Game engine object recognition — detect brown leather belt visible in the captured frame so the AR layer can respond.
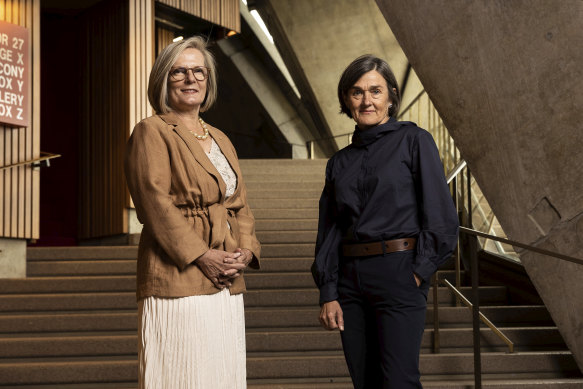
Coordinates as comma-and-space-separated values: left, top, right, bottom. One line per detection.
341, 238, 417, 257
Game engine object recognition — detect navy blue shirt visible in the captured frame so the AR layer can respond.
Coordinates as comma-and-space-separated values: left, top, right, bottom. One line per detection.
312, 118, 459, 304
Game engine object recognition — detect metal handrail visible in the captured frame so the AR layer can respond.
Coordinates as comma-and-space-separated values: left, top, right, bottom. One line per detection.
441, 167, 583, 389
447, 160, 508, 256
0, 152, 61, 171
441, 278, 514, 353
307, 133, 353, 159
446, 159, 467, 184
307, 131, 353, 144
460, 226, 583, 266
403, 92, 581, 386
397, 89, 426, 118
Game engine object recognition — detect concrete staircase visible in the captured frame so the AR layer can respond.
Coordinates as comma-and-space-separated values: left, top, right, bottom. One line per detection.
0, 159, 581, 388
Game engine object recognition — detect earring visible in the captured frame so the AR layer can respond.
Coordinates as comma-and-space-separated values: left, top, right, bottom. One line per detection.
389, 103, 393, 108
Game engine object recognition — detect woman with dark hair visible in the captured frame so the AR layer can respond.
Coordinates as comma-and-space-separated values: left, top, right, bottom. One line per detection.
125, 36, 260, 388
312, 54, 459, 388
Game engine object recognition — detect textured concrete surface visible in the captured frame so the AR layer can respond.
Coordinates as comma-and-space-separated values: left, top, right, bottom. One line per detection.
217, 36, 313, 158
0, 238, 26, 278
375, 0, 583, 371
255, 0, 420, 148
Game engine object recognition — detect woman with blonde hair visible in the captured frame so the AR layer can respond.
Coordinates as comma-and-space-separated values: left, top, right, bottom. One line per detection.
125, 36, 260, 388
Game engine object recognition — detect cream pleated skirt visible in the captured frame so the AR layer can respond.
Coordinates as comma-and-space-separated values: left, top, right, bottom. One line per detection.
138, 289, 246, 389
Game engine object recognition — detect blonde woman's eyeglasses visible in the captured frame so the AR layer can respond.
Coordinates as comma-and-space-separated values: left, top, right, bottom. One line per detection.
169, 66, 209, 81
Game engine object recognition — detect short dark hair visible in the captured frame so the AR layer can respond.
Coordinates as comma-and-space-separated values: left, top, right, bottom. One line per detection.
337, 54, 400, 118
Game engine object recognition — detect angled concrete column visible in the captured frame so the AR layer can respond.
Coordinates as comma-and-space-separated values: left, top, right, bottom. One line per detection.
376, 0, 583, 370
255, 0, 410, 148
217, 37, 314, 158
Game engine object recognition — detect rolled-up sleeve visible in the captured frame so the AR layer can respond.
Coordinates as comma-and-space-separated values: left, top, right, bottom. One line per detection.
411, 131, 460, 282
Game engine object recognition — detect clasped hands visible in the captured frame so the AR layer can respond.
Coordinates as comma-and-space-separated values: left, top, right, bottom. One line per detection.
195, 248, 253, 289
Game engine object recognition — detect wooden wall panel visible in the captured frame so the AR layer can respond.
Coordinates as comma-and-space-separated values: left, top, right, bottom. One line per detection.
129, 0, 154, 129
0, 0, 40, 239
157, 0, 240, 32
128, 0, 154, 210
78, 0, 130, 239
156, 25, 175, 55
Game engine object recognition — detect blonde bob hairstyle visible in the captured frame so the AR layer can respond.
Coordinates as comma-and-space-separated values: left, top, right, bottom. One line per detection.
148, 36, 218, 114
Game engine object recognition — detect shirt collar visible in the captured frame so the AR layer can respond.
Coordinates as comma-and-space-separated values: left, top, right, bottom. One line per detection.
351, 117, 410, 147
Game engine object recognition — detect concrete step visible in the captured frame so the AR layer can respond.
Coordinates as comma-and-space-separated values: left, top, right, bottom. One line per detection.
246, 181, 324, 191
0, 305, 553, 334
2, 271, 528, 295
0, 272, 317, 293
426, 305, 554, 327
255, 218, 318, 230
256, 230, 317, 243
437, 269, 469, 283
4, 378, 583, 388
0, 286, 508, 312
0, 311, 138, 333
27, 244, 318, 263
248, 378, 583, 389
248, 198, 319, 209
0, 327, 564, 358
247, 189, 323, 199
244, 286, 508, 308
0, 333, 137, 358
0, 352, 579, 385
0, 358, 137, 386
242, 173, 324, 183
26, 257, 312, 277
0, 276, 136, 294
26, 244, 317, 273
246, 351, 582, 380
2, 378, 582, 388
0, 308, 316, 334
252, 208, 318, 219
261, 243, 315, 258
0, 292, 137, 312
248, 305, 555, 330
250, 258, 313, 272
27, 247, 137, 261
240, 159, 327, 170
31, 242, 313, 260
245, 326, 566, 354
422, 327, 567, 352
27, 260, 136, 277
239, 158, 328, 170
246, 273, 314, 289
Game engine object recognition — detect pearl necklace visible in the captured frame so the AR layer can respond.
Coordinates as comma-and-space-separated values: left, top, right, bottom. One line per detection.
190, 117, 209, 140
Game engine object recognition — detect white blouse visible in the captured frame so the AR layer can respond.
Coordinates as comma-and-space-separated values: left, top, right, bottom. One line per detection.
206, 138, 237, 197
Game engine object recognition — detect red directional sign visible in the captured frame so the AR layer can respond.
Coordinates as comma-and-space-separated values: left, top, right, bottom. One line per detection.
0, 20, 29, 127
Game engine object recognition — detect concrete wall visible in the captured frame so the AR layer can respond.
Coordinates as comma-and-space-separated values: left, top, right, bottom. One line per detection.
255, 0, 414, 148
0, 238, 26, 278
216, 36, 313, 159
375, 0, 583, 370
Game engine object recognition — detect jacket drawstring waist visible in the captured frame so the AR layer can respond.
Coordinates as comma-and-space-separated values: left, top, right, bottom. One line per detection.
178, 204, 240, 250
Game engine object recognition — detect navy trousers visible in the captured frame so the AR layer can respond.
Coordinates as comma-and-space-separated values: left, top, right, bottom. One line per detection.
338, 250, 429, 389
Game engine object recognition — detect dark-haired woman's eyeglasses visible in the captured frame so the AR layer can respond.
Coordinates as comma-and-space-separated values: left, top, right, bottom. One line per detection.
349, 87, 384, 101
169, 66, 209, 81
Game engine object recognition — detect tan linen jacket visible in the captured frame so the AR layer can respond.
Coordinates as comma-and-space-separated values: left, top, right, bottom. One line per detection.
124, 112, 261, 300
